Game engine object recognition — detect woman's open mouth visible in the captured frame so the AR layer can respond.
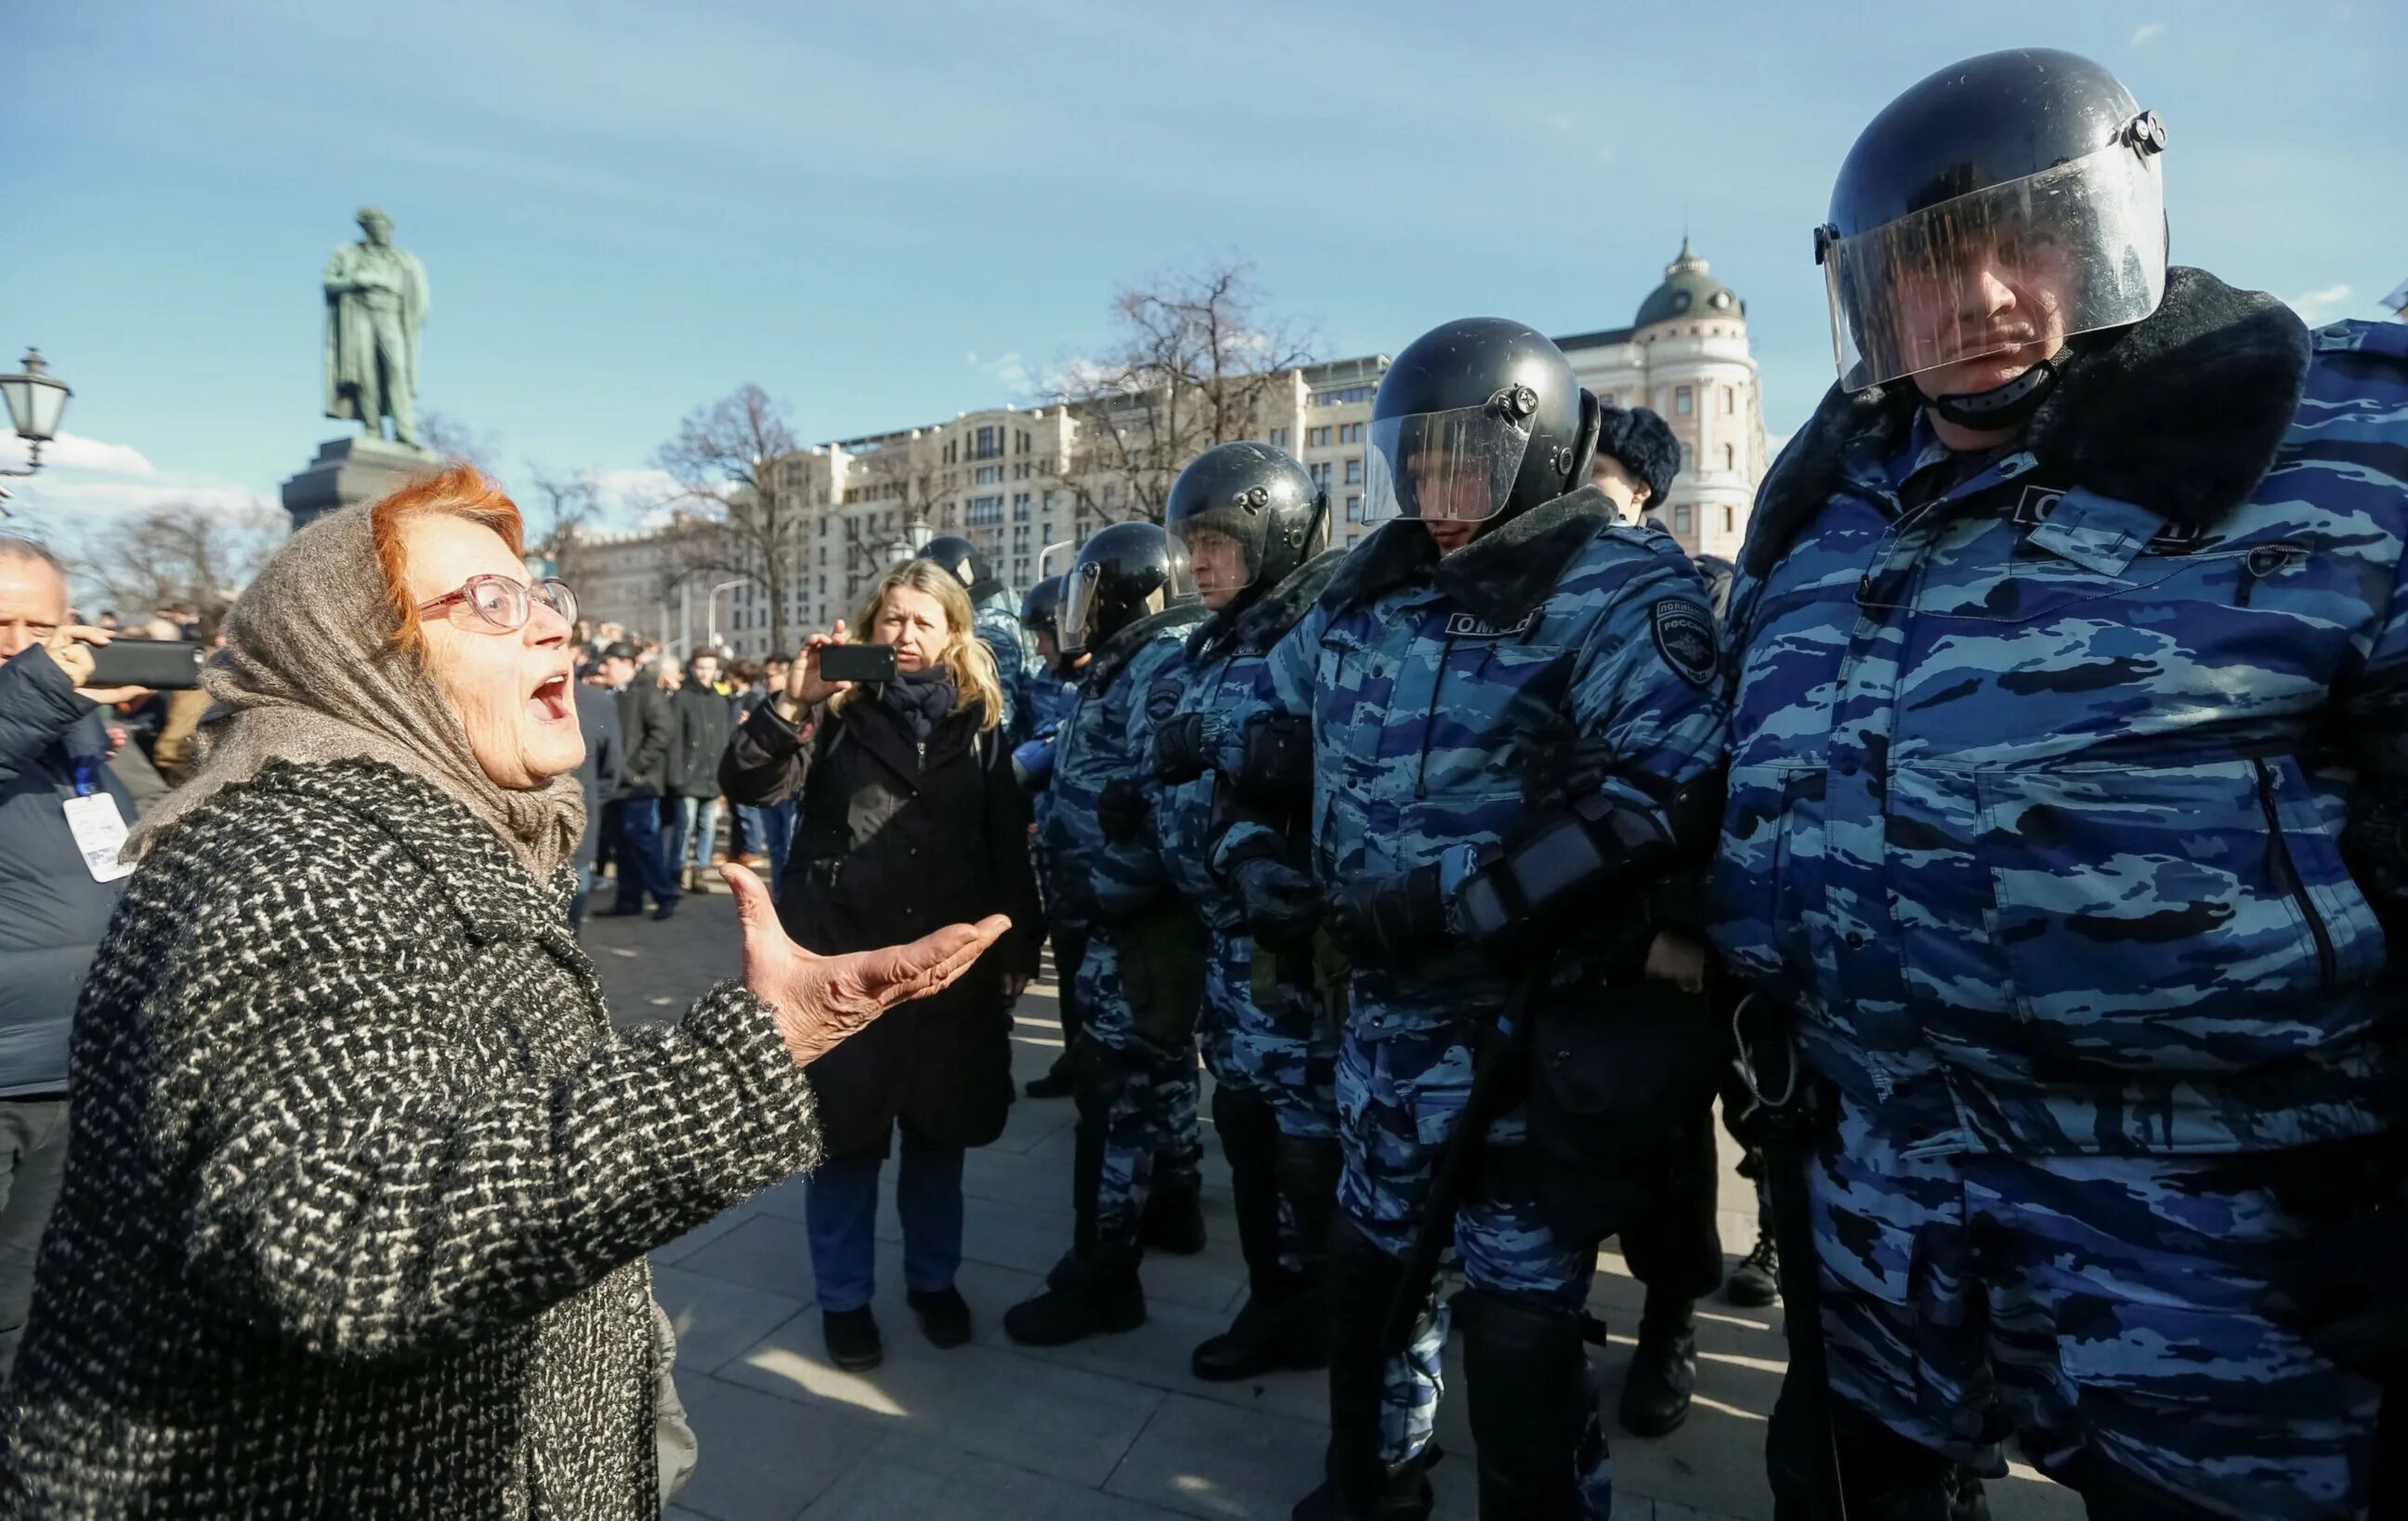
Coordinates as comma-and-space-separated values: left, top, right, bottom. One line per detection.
528, 673, 573, 725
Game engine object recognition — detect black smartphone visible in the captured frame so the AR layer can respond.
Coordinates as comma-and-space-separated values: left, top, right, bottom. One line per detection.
84, 637, 206, 690
818, 643, 897, 684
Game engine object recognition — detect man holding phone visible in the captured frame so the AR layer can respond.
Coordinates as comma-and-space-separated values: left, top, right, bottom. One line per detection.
0, 537, 147, 1383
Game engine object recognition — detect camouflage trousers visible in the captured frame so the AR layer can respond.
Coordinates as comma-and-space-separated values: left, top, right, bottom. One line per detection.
1075, 937, 1202, 1248
1197, 930, 1339, 1140
1335, 1022, 1607, 1514
1811, 1089, 2379, 1520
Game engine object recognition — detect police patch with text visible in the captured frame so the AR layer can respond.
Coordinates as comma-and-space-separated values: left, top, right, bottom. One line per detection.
1649, 599, 1718, 688
1443, 610, 1538, 639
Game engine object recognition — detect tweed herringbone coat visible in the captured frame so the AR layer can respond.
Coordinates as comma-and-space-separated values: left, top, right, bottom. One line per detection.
0, 759, 822, 1518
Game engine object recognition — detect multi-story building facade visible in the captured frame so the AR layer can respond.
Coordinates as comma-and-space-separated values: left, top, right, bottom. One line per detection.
581, 243, 1769, 660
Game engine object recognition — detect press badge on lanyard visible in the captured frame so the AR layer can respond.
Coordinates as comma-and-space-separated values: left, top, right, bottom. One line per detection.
62, 758, 134, 884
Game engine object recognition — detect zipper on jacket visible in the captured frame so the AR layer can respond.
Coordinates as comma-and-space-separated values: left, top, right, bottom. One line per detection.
2254, 756, 2336, 992
915, 740, 926, 773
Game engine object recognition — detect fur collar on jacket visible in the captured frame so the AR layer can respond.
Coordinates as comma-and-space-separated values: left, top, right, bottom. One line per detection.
1189, 548, 1351, 662
1081, 604, 1207, 696
1743, 267, 2311, 577
1319, 486, 1623, 628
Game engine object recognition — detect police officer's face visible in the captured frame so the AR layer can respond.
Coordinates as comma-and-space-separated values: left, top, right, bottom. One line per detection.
1036, 629, 1062, 663
1589, 456, 1651, 518
1899, 234, 2074, 400
1184, 529, 1248, 610
870, 584, 949, 675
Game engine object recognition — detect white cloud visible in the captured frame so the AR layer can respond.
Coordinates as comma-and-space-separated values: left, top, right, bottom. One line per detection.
0, 430, 157, 476
2287, 283, 2357, 326
2128, 21, 2168, 46
7, 477, 271, 518
966, 348, 1035, 398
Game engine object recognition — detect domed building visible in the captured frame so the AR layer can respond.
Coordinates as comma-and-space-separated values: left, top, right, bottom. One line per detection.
1554, 240, 1770, 563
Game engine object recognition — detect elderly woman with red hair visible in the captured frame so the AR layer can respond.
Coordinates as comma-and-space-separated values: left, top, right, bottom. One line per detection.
0, 468, 1006, 1519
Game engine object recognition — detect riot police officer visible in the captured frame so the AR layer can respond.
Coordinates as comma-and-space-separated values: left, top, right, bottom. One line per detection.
919, 534, 1030, 739
1147, 442, 1350, 1381
1003, 523, 1210, 1345
1211, 320, 1728, 1518
1016, 574, 1085, 1100
1712, 47, 2408, 1519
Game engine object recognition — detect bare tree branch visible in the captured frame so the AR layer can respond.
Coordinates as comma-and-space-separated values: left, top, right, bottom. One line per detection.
72, 503, 281, 635
1040, 257, 1318, 525
415, 409, 503, 471
652, 384, 805, 654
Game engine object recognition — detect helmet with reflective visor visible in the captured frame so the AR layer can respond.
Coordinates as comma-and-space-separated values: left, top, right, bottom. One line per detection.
1165, 441, 1327, 605
916, 534, 1002, 603
1056, 520, 1198, 656
1019, 575, 1064, 640
1363, 318, 1599, 531
1817, 47, 2167, 394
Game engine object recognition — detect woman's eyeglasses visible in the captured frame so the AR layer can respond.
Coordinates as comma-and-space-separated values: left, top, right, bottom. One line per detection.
417, 574, 578, 634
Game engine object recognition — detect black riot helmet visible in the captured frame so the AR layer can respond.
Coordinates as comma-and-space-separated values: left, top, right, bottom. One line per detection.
1816, 48, 2168, 417
1056, 520, 1198, 656
1019, 574, 1064, 641
917, 534, 1003, 603
1164, 442, 1328, 606
1364, 318, 1600, 533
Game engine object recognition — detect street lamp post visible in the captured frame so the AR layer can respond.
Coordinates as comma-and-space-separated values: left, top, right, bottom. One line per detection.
0, 348, 73, 510
705, 578, 748, 652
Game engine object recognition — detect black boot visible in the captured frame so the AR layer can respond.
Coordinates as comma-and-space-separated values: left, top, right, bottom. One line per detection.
1289, 1216, 1438, 1521
1457, 1287, 1607, 1518
1726, 1226, 1779, 1308
1194, 1087, 1324, 1380
1002, 1245, 1146, 1346
1025, 1059, 1077, 1099
1617, 1286, 1698, 1437
1141, 1167, 1208, 1255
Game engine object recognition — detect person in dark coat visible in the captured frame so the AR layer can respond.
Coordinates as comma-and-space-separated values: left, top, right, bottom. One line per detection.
662, 650, 732, 896
569, 675, 622, 932
723, 558, 1042, 1373
0, 538, 146, 1384
0, 471, 1006, 1518
605, 642, 678, 920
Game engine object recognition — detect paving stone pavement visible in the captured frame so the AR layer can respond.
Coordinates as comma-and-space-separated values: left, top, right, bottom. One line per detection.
594, 884, 2086, 1521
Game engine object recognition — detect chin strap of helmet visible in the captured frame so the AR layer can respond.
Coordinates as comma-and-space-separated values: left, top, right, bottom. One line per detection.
1927, 346, 2070, 431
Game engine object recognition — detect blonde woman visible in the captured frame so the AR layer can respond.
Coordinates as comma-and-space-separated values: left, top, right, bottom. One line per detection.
721, 559, 1042, 1371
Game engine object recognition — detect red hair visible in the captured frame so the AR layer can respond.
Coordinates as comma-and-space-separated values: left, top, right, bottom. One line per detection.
370, 464, 528, 653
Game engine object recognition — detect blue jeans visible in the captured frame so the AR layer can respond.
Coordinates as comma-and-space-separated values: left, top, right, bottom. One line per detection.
804, 1134, 964, 1313
612, 794, 680, 911
730, 804, 767, 859
663, 795, 721, 879
764, 797, 797, 904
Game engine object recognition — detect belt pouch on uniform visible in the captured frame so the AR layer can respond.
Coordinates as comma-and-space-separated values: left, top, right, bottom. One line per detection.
1119, 902, 1207, 1045
1525, 983, 1722, 1243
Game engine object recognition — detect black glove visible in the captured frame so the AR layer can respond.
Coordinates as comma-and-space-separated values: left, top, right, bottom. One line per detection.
1325, 863, 1449, 967
1153, 714, 1211, 786
1096, 778, 1147, 846
1230, 856, 1320, 949
2251, 1134, 2408, 1382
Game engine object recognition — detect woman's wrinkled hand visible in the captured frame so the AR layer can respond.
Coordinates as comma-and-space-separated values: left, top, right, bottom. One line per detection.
725, 864, 1008, 1067
41, 625, 150, 707
780, 620, 851, 714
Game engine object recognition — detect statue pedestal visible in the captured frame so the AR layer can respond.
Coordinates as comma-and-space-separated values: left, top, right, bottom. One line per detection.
281, 436, 441, 532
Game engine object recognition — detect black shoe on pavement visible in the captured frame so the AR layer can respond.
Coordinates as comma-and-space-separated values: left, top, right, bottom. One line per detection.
601, 904, 647, 918
1725, 1230, 1779, 1308
908, 1286, 973, 1349
1618, 1293, 1698, 1438
652, 901, 677, 922
1141, 1177, 1207, 1256
1003, 1254, 1145, 1346
1024, 1066, 1077, 1099
1192, 1291, 1328, 1382
822, 1306, 882, 1371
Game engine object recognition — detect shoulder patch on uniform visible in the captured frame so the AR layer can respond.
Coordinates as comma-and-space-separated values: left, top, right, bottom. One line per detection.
1649, 599, 1717, 688
1443, 610, 1538, 639
1145, 677, 1183, 725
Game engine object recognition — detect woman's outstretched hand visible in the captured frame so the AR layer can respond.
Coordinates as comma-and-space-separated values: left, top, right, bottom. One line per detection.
724, 864, 1008, 1067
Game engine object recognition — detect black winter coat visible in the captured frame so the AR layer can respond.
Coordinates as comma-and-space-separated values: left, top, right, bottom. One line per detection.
615, 682, 674, 798
722, 689, 1041, 1160
662, 687, 731, 801
573, 682, 623, 872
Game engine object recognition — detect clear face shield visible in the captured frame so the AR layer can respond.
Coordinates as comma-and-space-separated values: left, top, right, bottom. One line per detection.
1055, 538, 1197, 656
1360, 393, 1538, 526
1818, 133, 2166, 391
1171, 508, 1260, 599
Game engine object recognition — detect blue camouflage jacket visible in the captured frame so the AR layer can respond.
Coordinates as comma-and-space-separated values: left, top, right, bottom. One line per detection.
1042, 606, 1205, 925
1709, 270, 2408, 1157
1219, 488, 1729, 1040
972, 588, 1030, 742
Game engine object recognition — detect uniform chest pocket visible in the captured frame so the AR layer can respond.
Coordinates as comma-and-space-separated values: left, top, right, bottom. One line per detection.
1910, 490, 2262, 625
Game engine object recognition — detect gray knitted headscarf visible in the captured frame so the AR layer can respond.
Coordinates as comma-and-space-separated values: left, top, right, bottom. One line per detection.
128, 501, 585, 882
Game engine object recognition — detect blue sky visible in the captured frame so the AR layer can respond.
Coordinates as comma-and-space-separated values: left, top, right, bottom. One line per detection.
5, 0, 2401, 530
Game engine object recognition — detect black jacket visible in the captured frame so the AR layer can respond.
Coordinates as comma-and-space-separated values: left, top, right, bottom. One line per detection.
615, 681, 674, 798
573, 682, 623, 871
0, 648, 135, 1098
662, 687, 731, 802
721, 689, 1041, 1160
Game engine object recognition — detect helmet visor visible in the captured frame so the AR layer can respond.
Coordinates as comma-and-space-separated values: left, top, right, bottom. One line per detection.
1056, 538, 1197, 655
1362, 403, 1535, 526
1822, 138, 2166, 391
1172, 511, 1261, 597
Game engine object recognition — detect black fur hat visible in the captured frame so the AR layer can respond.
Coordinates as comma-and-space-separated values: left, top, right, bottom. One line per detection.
1593, 403, 1680, 510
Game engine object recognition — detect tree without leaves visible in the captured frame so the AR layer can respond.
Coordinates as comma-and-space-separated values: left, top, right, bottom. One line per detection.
1040, 258, 1318, 525
74, 503, 281, 635
415, 409, 503, 472
518, 465, 603, 584
843, 439, 949, 600
653, 384, 805, 656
